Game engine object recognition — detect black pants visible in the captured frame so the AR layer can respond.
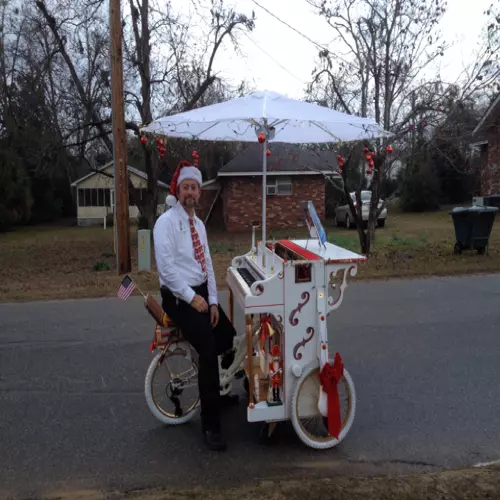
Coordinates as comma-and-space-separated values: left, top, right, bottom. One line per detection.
161, 282, 236, 433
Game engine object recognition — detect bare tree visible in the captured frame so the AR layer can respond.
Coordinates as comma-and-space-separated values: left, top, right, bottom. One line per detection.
122, 0, 255, 227
306, 0, 448, 254
34, 0, 255, 228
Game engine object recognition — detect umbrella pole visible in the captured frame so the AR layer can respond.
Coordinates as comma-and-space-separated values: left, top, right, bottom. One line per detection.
261, 139, 268, 267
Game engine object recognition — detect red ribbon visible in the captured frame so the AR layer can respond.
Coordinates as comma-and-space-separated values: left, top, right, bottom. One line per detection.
318, 352, 344, 439
260, 315, 272, 348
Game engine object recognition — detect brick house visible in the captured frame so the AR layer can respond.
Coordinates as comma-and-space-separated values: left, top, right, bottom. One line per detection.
197, 144, 339, 232
471, 93, 500, 196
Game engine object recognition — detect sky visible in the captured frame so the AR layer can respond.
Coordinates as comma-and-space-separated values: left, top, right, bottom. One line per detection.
182, 0, 493, 100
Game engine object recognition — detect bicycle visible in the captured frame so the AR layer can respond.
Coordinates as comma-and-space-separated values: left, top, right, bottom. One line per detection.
142, 296, 356, 449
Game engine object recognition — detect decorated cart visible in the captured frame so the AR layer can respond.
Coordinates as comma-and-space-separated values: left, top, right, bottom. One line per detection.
135, 91, 391, 448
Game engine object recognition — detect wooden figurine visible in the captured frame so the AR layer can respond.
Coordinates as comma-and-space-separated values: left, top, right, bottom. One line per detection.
267, 344, 283, 406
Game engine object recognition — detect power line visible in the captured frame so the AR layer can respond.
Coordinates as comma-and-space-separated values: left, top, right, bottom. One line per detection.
249, 0, 351, 66
242, 31, 307, 84
250, 0, 325, 51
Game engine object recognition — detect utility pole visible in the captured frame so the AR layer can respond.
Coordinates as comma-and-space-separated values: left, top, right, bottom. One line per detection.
109, 0, 131, 274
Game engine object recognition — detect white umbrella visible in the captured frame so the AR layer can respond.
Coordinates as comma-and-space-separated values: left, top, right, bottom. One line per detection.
141, 90, 392, 248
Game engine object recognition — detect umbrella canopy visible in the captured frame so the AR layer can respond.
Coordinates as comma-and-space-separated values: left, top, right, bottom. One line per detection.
142, 90, 392, 256
140, 90, 392, 143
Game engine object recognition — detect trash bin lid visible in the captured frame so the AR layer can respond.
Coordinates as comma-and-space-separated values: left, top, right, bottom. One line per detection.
450, 206, 499, 214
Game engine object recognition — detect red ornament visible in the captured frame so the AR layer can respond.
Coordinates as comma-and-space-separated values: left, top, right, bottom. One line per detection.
258, 132, 266, 144
363, 147, 369, 154
156, 137, 167, 157
192, 150, 199, 166
338, 161, 344, 168
157, 142, 165, 154
140, 135, 147, 145
369, 160, 374, 167
366, 169, 373, 175
365, 155, 372, 161
371, 152, 375, 158
386, 145, 393, 154
266, 148, 271, 157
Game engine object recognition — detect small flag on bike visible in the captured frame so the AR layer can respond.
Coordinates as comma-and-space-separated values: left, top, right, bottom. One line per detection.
117, 275, 136, 300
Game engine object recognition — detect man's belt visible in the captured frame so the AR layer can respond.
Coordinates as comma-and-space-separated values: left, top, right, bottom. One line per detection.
161, 280, 207, 294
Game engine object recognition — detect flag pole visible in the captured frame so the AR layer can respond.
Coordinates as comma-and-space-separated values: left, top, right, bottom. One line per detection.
135, 284, 146, 298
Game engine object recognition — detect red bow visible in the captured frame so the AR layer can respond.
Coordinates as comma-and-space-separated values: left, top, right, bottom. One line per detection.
318, 352, 344, 439
260, 315, 272, 348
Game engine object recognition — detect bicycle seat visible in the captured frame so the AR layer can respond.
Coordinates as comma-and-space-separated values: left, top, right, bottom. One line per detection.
144, 294, 175, 328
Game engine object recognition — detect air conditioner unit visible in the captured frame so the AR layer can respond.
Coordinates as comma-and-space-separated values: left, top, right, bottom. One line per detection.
267, 185, 277, 195
472, 196, 484, 207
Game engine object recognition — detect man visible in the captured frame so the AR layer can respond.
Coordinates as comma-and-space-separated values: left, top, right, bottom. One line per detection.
153, 157, 237, 452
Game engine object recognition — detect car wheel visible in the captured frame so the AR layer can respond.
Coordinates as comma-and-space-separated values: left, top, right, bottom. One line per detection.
333, 214, 339, 227
377, 218, 386, 228
345, 214, 351, 229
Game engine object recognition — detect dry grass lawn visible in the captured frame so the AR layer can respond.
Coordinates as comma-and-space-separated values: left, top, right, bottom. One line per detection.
1, 204, 499, 302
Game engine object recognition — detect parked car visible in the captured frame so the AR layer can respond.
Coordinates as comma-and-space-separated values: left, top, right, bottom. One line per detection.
334, 190, 388, 228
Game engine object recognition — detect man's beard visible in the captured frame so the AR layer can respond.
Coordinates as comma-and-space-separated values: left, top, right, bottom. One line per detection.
182, 197, 197, 208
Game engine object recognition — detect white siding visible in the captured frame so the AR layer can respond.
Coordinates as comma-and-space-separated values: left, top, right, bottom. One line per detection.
74, 165, 167, 225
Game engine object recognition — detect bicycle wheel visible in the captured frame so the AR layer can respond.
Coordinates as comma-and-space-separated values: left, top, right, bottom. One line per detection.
291, 362, 356, 449
144, 347, 200, 425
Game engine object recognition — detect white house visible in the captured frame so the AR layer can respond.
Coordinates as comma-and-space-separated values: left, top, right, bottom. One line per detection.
71, 161, 169, 226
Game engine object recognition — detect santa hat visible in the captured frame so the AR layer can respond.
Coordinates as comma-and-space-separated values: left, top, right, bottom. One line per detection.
271, 344, 280, 357
166, 152, 202, 207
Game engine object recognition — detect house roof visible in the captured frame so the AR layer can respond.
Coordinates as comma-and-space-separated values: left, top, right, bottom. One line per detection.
217, 143, 341, 177
472, 93, 500, 136
70, 161, 169, 188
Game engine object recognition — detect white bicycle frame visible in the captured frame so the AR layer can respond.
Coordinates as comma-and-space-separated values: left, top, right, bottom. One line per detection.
156, 330, 256, 393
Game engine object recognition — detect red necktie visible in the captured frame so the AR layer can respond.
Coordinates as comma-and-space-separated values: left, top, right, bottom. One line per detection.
189, 217, 207, 273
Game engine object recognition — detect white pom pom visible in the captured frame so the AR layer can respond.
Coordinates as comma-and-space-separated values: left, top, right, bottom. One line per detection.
166, 194, 177, 207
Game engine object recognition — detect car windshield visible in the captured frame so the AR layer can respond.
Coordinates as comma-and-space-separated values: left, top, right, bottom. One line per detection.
350, 192, 372, 202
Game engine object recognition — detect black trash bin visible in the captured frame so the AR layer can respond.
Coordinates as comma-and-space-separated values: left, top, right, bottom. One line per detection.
450, 206, 498, 255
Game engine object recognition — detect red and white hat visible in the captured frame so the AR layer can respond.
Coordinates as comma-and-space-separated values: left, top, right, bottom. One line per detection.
166, 152, 202, 207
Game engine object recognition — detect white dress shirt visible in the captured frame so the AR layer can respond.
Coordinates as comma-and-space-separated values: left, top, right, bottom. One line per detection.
153, 203, 218, 306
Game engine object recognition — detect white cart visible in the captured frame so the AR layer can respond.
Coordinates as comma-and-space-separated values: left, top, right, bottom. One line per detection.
226, 208, 366, 448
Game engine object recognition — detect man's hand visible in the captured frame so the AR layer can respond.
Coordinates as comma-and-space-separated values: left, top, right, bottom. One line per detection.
191, 294, 208, 313
210, 304, 219, 328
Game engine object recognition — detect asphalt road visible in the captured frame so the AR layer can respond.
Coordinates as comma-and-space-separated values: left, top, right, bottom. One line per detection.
1, 274, 500, 498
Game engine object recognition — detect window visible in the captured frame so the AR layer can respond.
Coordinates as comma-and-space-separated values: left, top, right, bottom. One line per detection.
77, 187, 148, 207
77, 188, 112, 207
350, 191, 371, 203
266, 176, 292, 196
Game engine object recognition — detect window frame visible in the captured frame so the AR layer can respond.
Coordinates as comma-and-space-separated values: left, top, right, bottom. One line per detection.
266, 176, 293, 196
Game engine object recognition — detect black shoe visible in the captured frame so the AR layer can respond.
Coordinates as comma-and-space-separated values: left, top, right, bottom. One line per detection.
203, 430, 227, 451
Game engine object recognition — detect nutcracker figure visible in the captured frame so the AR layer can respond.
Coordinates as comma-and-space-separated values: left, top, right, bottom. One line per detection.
267, 344, 283, 406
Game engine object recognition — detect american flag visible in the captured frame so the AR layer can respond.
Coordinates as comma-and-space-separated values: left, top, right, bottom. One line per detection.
117, 275, 136, 300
